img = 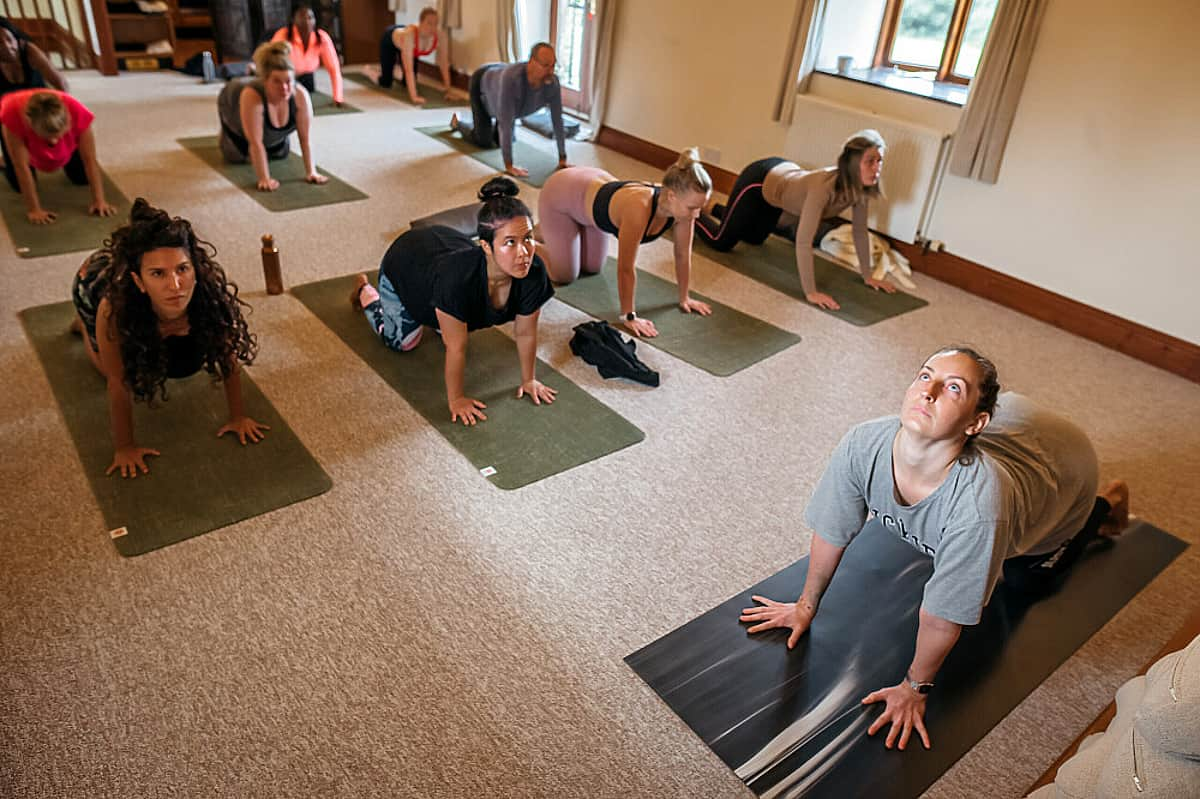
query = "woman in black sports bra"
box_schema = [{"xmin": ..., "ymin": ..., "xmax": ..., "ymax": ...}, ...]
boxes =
[
  {"xmin": 71, "ymin": 200, "xmax": 266, "ymax": 478},
  {"xmin": 537, "ymin": 148, "xmax": 714, "ymax": 338}
]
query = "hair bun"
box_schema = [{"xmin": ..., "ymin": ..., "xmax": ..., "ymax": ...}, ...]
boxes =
[
  {"xmin": 676, "ymin": 147, "xmax": 701, "ymax": 168},
  {"xmin": 478, "ymin": 176, "xmax": 519, "ymax": 202},
  {"xmin": 129, "ymin": 197, "xmax": 169, "ymax": 226}
]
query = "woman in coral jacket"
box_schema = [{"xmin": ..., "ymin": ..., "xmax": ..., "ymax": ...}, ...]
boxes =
[{"xmin": 270, "ymin": 1, "xmax": 343, "ymax": 107}]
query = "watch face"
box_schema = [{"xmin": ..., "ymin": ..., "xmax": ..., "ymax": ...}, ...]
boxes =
[{"xmin": 918, "ymin": 683, "xmax": 932, "ymax": 694}]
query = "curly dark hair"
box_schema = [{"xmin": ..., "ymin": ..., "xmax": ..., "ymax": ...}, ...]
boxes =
[{"xmin": 102, "ymin": 198, "xmax": 257, "ymax": 405}]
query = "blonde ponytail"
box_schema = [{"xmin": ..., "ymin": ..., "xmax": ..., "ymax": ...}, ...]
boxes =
[{"xmin": 662, "ymin": 147, "xmax": 712, "ymax": 196}]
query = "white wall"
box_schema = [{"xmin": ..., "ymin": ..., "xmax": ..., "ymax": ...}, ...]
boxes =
[
  {"xmin": 928, "ymin": 0, "xmax": 1200, "ymax": 343},
  {"xmin": 597, "ymin": 0, "xmax": 1200, "ymax": 344}
]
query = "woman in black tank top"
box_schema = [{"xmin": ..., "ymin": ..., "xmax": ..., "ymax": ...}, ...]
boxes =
[
  {"xmin": 536, "ymin": 148, "xmax": 716, "ymax": 338},
  {"xmin": 71, "ymin": 199, "xmax": 266, "ymax": 479},
  {"xmin": 0, "ymin": 20, "xmax": 67, "ymax": 97},
  {"xmin": 219, "ymin": 40, "xmax": 327, "ymax": 193}
]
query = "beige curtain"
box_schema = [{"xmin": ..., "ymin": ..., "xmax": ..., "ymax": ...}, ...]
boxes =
[
  {"xmin": 579, "ymin": 0, "xmax": 619, "ymax": 140},
  {"xmin": 496, "ymin": 0, "xmax": 522, "ymax": 62},
  {"xmin": 773, "ymin": 0, "xmax": 828, "ymax": 123},
  {"xmin": 948, "ymin": 0, "xmax": 1047, "ymax": 183}
]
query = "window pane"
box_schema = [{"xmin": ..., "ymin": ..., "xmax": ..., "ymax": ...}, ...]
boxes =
[
  {"xmin": 890, "ymin": 0, "xmax": 956, "ymax": 69},
  {"xmin": 556, "ymin": 0, "xmax": 589, "ymax": 91},
  {"xmin": 953, "ymin": 0, "xmax": 998, "ymax": 78}
]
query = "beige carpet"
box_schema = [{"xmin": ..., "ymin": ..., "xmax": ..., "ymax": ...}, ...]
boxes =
[{"xmin": 1, "ymin": 69, "xmax": 1198, "ymax": 799}]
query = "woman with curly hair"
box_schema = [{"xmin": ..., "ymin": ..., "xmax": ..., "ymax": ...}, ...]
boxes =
[{"xmin": 71, "ymin": 198, "xmax": 267, "ymax": 477}]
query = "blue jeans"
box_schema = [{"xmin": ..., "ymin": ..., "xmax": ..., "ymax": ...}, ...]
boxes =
[{"xmin": 362, "ymin": 272, "xmax": 423, "ymax": 352}]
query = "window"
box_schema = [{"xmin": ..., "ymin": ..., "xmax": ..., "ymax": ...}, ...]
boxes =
[
  {"xmin": 876, "ymin": 0, "xmax": 998, "ymax": 84},
  {"xmin": 815, "ymin": 0, "xmax": 998, "ymax": 104}
]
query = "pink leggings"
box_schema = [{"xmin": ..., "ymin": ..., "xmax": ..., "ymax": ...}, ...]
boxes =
[{"xmin": 537, "ymin": 166, "xmax": 613, "ymax": 283}]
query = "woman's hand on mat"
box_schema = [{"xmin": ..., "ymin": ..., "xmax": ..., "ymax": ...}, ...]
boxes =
[
  {"xmin": 678, "ymin": 297, "xmax": 712, "ymax": 316},
  {"xmin": 89, "ymin": 200, "xmax": 118, "ymax": 218},
  {"xmin": 862, "ymin": 683, "xmax": 931, "ymax": 751},
  {"xmin": 864, "ymin": 276, "xmax": 897, "ymax": 294},
  {"xmin": 517, "ymin": 379, "xmax": 557, "ymax": 406},
  {"xmin": 409, "ymin": 93, "xmax": 427, "ymax": 106},
  {"xmin": 27, "ymin": 208, "xmax": 57, "ymax": 225},
  {"xmin": 621, "ymin": 316, "xmax": 659, "ymax": 338},
  {"xmin": 217, "ymin": 416, "xmax": 271, "ymax": 445},
  {"xmin": 257, "ymin": 177, "xmax": 281, "ymax": 192},
  {"xmin": 805, "ymin": 291, "xmax": 841, "ymax": 311},
  {"xmin": 106, "ymin": 446, "xmax": 161, "ymax": 478},
  {"xmin": 505, "ymin": 165, "xmax": 530, "ymax": 178},
  {"xmin": 449, "ymin": 396, "xmax": 488, "ymax": 426},
  {"xmin": 739, "ymin": 594, "xmax": 816, "ymax": 649},
  {"xmin": 306, "ymin": 172, "xmax": 329, "ymax": 186}
]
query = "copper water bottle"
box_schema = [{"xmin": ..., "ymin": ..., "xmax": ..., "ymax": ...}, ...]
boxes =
[{"xmin": 261, "ymin": 234, "xmax": 284, "ymax": 295}]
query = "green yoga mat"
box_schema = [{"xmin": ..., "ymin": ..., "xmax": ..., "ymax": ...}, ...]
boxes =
[
  {"xmin": 292, "ymin": 274, "xmax": 644, "ymax": 489},
  {"xmin": 310, "ymin": 90, "xmax": 361, "ymax": 116},
  {"xmin": 19, "ymin": 301, "xmax": 333, "ymax": 557},
  {"xmin": 692, "ymin": 234, "xmax": 929, "ymax": 326},
  {"xmin": 345, "ymin": 72, "xmax": 465, "ymax": 109},
  {"xmin": 553, "ymin": 259, "xmax": 801, "ymax": 377},
  {"xmin": 178, "ymin": 136, "xmax": 367, "ymax": 212},
  {"xmin": 416, "ymin": 125, "xmax": 559, "ymax": 188},
  {"xmin": 0, "ymin": 170, "xmax": 129, "ymax": 259}
]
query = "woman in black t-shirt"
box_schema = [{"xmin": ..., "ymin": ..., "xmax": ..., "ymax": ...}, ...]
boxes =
[{"xmin": 352, "ymin": 177, "xmax": 557, "ymax": 426}]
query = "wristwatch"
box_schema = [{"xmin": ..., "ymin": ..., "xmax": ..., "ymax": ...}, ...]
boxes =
[
  {"xmin": 906, "ymin": 670, "xmax": 934, "ymax": 695},
  {"xmin": 622, "ymin": 311, "xmax": 637, "ymax": 322}
]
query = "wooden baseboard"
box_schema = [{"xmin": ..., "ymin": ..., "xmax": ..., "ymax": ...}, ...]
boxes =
[
  {"xmin": 594, "ymin": 123, "xmax": 1200, "ymax": 385},
  {"xmin": 888, "ymin": 240, "xmax": 1200, "ymax": 383},
  {"xmin": 595, "ymin": 126, "xmax": 739, "ymax": 195}
]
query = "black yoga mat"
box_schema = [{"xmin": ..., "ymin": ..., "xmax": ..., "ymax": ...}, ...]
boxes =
[
  {"xmin": 20, "ymin": 301, "xmax": 333, "ymax": 557},
  {"xmin": 292, "ymin": 274, "xmax": 645, "ymax": 489},
  {"xmin": 690, "ymin": 233, "xmax": 928, "ymax": 327},
  {"xmin": 553, "ymin": 258, "xmax": 801, "ymax": 377},
  {"xmin": 626, "ymin": 518, "xmax": 1187, "ymax": 798},
  {"xmin": 520, "ymin": 108, "xmax": 580, "ymax": 139}
]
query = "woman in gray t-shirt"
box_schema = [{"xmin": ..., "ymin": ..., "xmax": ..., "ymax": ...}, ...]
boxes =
[{"xmin": 739, "ymin": 346, "xmax": 1129, "ymax": 752}]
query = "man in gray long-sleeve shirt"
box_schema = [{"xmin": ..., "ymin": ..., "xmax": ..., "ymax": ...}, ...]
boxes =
[{"xmin": 451, "ymin": 43, "xmax": 570, "ymax": 178}]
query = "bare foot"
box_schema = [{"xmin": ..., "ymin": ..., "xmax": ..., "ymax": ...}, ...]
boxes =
[
  {"xmin": 350, "ymin": 273, "xmax": 369, "ymax": 311},
  {"xmin": 1098, "ymin": 479, "xmax": 1130, "ymax": 537},
  {"xmin": 449, "ymin": 112, "xmax": 459, "ymax": 132}
]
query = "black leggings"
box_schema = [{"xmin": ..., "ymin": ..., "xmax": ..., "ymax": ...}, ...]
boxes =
[
  {"xmin": 1002, "ymin": 496, "xmax": 1112, "ymax": 596},
  {"xmin": 2, "ymin": 136, "xmax": 87, "ymax": 193},
  {"xmin": 296, "ymin": 72, "xmax": 316, "ymax": 94},
  {"xmin": 377, "ymin": 25, "xmax": 415, "ymax": 90},
  {"xmin": 693, "ymin": 156, "xmax": 786, "ymax": 251},
  {"xmin": 456, "ymin": 65, "xmax": 499, "ymax": 149}
]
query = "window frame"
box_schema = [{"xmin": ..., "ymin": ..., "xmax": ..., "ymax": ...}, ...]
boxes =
[{"xmin": 873, "ymin": 0, "xmax": 982, "ymax": 86}]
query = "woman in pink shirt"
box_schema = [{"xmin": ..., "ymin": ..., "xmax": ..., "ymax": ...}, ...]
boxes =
[
  {"xmin": 0, "ymin": 88, "xmax": 115, "ymax": 224},
  {"xmin": 270, "ymin": 2, "xmax": 343, "ymax": 106}
]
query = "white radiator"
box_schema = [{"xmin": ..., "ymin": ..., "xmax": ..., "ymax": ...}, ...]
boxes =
[{"xmin": 782, "ymin": 95, "xmax": 951, "ymax": 243}]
